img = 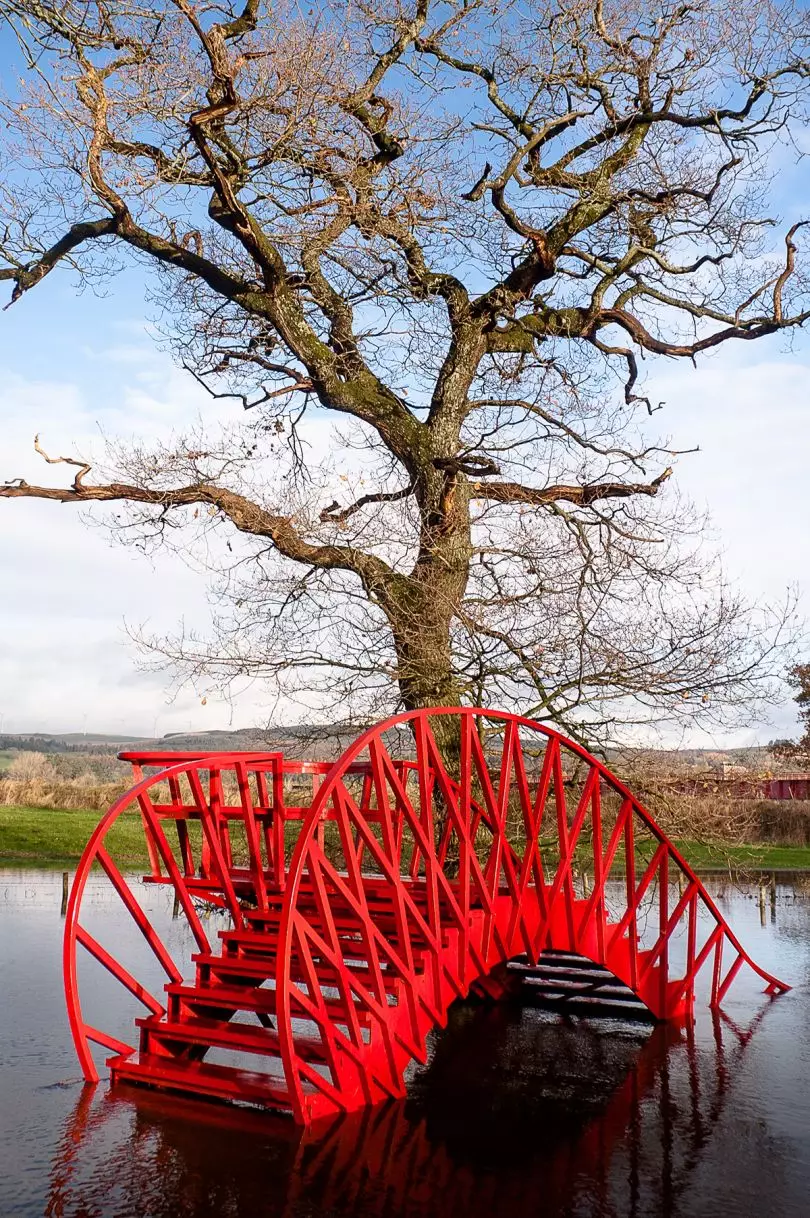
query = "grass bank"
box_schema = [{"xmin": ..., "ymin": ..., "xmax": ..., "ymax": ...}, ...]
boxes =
[
  {"xmin": 2, "ymin": 804, "xmax": 810, "ymax": 873},
  {"xmin": 0, "ymin": 806, "xmax": 151, "ymax": 865},
  {"xmin": 671, "ymin": 839, "xmax": 810, "ymax": 871}
]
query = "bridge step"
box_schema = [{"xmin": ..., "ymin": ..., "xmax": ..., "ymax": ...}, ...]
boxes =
[
  {"xmin": 508, "ymin": 952, "xmax": 655, "ymax": 1021},
  {"xmin": 219, "ymin": 927, "xmax": 431, "ymax": 958},
  {"xmin": 526, "ymin": 967, "xmax": 622, "ymax": 985},
  {"xmin": 166, "ymin": 981, "xmax": 374, "ymax": 1027},
  {"xmin": 136, "ymin": 1014, "xmax": 329, "ymax": 1063},
  {"xmin": 521, "ymin": 991, "xmax": 657, "ymax": 1021},
  {"xmin": 241, "ymin": 882, "xmax": 451, "ymax": 919},
  {"xmin": 510, "ymin": 960, "xmax": 616, "ymax": 981},
  {"xmin": 532, "ymin": 951, "xmax": 616, "ymax": 972},
  {"xmin": 193, "ymin": 951, "xmax": 405, "ymax": 992},
  {"xmin": 522, "ymin": 976, "xmax": 640, "ymax": 997},
  {"xmin": 167, "ymin": 980, "xmax": 278, "ymax": 1017},
  {"xmin": 109, "ymin": 1051, "xmax": 298, "ymax": 1113}
]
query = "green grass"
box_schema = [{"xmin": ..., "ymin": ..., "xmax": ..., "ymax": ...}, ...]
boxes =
[
  {"xmin": 3, "ymin": 804, "xmax": 810, "ymax": 873},
  {"xmin": 672, "ymin": 839, "xmax": 810, "ymax": 871},
  {"xmin": 0, "ymin": 751, "xmax": 16, "ymax": 773},
  {"xmin": 547, "ymin": 838, "xmax": 810, "ymax": 873},
  {"xmin": 0, "ymin": 805, "xmax": 152, "ymax": 865}
]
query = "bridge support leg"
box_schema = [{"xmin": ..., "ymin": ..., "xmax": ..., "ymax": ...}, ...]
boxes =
[{"xmin": 470, "ymin": 963, "xmax": 521, "ymax": 1002}]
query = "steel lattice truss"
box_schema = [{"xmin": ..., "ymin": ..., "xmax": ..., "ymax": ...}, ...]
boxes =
[{"xmin": 63, "ymin": 708, "xmax": 789, "ymax": 1124}]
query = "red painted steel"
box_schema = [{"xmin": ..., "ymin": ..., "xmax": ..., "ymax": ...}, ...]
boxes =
[{"xmin": 63, "ymin": 707, "xmax": 789, "ymax": 1124}]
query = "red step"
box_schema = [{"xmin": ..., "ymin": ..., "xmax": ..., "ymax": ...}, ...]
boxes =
[
  {"xmin": 109, "ymin": 1051, "xmax": 298, "ymax": 1113},
  {"xmin": 193, "ymin": 951, "xmax": 405, "ymax": 992},
  {"xmin": 167, "ymin": 980, "xmax": 279, "ymax": 1017},
  {"xmin": 137, "ymin": 1014, "xmax": 329, "ymax": 1063},
  {"xmin": 219, "ymin": 927, "xmax": 430, "ymax": 960},
  {"xmin": 166, "ymin": 981, "xmax": 373, "ymax": 1026},
  {"xmin": 242, "ymin": 881, "xmax": 438, "ymax": 925},
  {"xmin": 242, "ymin": 907, "xmax": 429, "ymax": 936}
]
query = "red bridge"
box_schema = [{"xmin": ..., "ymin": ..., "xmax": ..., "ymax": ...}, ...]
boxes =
[{"xmin": 63, "ymin": 707, "xmax": 789, "ymax": 1125}]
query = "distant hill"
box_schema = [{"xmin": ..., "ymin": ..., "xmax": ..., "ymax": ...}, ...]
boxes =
[
  {"xmin": 0, "ymin": 723, "xmax": 387, "ymax": 762},
  {"xmin": 53, "ymin": 732, "xmax": 142, "ymax": 743},
  {"xmin": 118, "ymin": 723, "xmax": 416, "ymax": 762},
  {"xmin": 0, "ymin": 731, "xmax": 144, "ymax": 754},
  {"xmin": 0, "ymin": 727, "xmax": 794, "ymax": 774},
  {"xmin": 617, "ymin": 744, "xmax": 774, "ymax": 767}
]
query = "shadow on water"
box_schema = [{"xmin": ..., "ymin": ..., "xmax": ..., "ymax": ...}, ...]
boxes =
[{"xmin": 43, "ymin": 999, "xmax": 774, "ymax": 1218}]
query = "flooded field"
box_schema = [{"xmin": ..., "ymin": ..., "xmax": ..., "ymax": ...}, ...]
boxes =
[{"xmin": 1, "ymin": 866, "xmax": 809, "ymax": 1217}]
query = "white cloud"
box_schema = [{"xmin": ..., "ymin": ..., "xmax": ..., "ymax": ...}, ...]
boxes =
[
  {"xmin": 649, "ymin": 354, "xmax": 809, "ymax": 601},
  {"xmin": 640, "ymin": 350, "xmax": 809, "ymax": 747},
  {"xmin": 0, "ymin": 354, "xmax": 291, "ymax": 735}
]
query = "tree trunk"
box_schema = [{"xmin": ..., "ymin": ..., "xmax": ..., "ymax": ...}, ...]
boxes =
[
  {"xmin": 386, "ymin": 592, "xmax": 463, "ymax": 862},
  {"xmin": 376, "ymin": 472, "xmax": 473, "ymax": 862},
  {"xmin": 381, "ymin": 467, "xmax": 472, "ymax": 752}
]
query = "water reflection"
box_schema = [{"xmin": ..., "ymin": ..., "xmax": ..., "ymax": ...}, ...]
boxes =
[
  {"xmin": 2, "ymin": 867, "xmax": 809, "ymax": 1218},
  {"xmin": 43, "ymin": 1001, "xmax": 777, "ymax": 1218}
]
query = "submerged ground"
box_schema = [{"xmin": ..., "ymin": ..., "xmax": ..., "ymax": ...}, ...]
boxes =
[{"xmin": 1, "ymin": 866, "xmax": 809, "ymax": 1218}]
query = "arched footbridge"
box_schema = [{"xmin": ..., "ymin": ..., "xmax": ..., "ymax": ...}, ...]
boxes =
[{"xmin": 63, "ymin": 708, "xmax": 789, "ymax": 1124}]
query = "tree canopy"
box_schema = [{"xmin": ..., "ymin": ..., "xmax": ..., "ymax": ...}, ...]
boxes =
[{"xmin": 1, "ymin": 0, "xmax": 808, "ymax": 741}]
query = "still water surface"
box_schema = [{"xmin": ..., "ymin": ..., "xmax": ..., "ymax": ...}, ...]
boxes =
[{"xmin": 1, "ymin": 866, "xmax": 809, "ymax": 1218}]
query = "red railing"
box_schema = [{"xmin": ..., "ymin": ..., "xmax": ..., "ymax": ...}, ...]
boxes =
[{"xmin": 274, "ymin": 708, "xmax": 789, "ymax": 1122}]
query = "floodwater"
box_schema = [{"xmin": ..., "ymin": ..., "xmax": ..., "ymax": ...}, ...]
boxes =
[{"xmin": 1, "ymin": 867, "xmax": 809, "ymax": 1218}]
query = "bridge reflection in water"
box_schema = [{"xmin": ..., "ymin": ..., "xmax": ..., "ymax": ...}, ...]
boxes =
[{"xmin": 44, "ymin": 999, "xmax": 772, "ymax": 1218}]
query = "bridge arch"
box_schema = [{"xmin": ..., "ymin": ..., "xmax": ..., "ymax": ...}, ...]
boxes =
[{"xmin": 275, "ymin": 707, "xmax": 788, "ymax": 1123}]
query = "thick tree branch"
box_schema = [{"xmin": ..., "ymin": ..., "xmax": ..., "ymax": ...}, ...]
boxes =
[
  {"xmin": 0, "ymin": 456, "xmax": 393, "ymax": 587},
  {"xmin": 471, "ymin": 468, "xmax": 673, "ymax": 508},
  {"xmin": 589, "ymin": 303, "xmax": 810, "ymax": 358},
  {"xmin": 320, "ymin": 480, "xmax": 416, "ymax": 524},
  {"xmin": 0, "ymin": 217, "xmax": 115, "ymax": 305}
]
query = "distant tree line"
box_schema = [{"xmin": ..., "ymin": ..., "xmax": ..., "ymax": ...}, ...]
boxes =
[
  {"xmin": 0, "ymin": 735, "xmax": 125, "ymax": 755},
  {"xmin": 0, "ymin": 734, "xmax": 69, "ymax": 754}
]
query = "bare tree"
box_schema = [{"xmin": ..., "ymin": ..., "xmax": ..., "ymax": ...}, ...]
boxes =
[
  {"xmin": 0, "ymin": 0, "xmax": 807, "ymax": 746},
  {"xmin": 771, "ymin": 662, "xmax": 810, "ymax": 761}
]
